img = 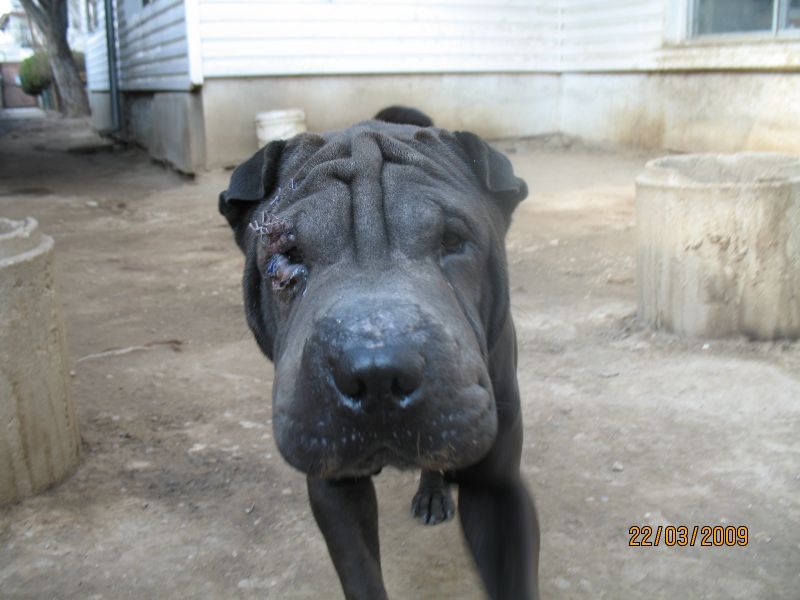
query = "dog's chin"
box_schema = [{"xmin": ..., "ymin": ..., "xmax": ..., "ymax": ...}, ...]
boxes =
[
  {"xmin": 272, "ymin": 386, "xmax": 498, "ymax": 479},
  {"xmin": 317, "ymin": 448, "xmax": 416, "ymax": 480},
  {"xmin": 278, "ymin": 443, "xmax": 474, "ymax": 480}
]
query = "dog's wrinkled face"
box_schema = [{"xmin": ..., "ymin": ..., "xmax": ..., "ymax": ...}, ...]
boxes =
[{"xmin": 220, "ymin": 122, "xmax": 526, "ymax": 479}]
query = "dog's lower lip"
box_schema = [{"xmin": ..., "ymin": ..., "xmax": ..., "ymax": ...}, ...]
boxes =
[{"xmin": 349, "ymin": 446, "xmax": 415, "ymax": 473}]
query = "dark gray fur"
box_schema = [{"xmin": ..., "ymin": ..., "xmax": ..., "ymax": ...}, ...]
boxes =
[{"xmin": 219, "ymin": 108, "xmax": 539, "ymax": 599}]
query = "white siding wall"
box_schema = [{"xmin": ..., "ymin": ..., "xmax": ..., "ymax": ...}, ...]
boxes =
[
  {"xmin": 85, "ymin": 0, "xmax": 798, "ymax": 92},
  {"xmin": 191, "ymin": 0, "xmax": 798, "ymax": 78},
  {"xmin": 195, "ymin": 0, "xmax": 561, "ymax": 77},
  {"xmin": 192, "ymin": 0, "xmax": 670, "ymax": 78},
  {"xmin": 560, "ymin": 0, "xmax": 666, "ymax": 71},
  {"xmin": 117, "ymin": 0, "xmax": 191, "ymax": 91},
  {"xmin": 86, "ymin": 2, "xmax": 109, "ymax": 91}
]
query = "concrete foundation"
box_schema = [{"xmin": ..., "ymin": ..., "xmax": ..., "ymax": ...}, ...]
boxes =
[
  {"xmin": 200, "ymin": 71, "xmax": 800, "ymax": 170},
  {"xmin": 636, "ymin": 154, "xmax": 800, "ymax": 339},
  {"xmin": 560, "ymin": 72, "xmax": 800, "ymax": 154},
  {"xmin": 122, "ymin": 91, "xmax": 206, "ymax": 174},
  {"xmin": 0, "ymin": 218, "xmax": 80, "ymax": 505},
  {"xmin": 88, "ymin": 91, "xmax": 112, "ymax": 133},
  {"xmin": 200, "ymin": 73, "xmax": 561, "ymax": 168},
  {"xmin": 95, "ymin": 71, "xmax": 800, "ymax": 174}
]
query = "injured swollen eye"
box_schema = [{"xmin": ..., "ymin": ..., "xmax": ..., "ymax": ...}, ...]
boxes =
[
  {"xmin": 440, "ymin": 231, "xmax": 466, "ymax": 257},
  {"xmin": 266, "ymin": 252, "xmax": 307, "ymax": 294}
]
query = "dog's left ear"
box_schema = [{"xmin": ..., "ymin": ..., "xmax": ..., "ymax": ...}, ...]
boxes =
[
  {"xmin": 455, "ymin": 131, "xmax": 528, "ymax": 220},
  {"xmin": 219, "ymin": 140, "xmax": 286, "ymax": 251}
]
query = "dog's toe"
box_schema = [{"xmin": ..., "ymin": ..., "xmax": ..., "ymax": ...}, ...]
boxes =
[{"xmin": 411, "ymin": 485, "xmax": 455, "ymax": 525}]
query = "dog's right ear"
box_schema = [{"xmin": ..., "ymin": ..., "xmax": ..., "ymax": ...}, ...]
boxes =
[{"xmin": 219, "ymin": 140, "xmax": 286, "ymax": 251}]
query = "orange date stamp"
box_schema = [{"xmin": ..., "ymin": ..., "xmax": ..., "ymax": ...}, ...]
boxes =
[{"xmin": 628, "ymin": 525, "xmax": 748, "ymax": 547}]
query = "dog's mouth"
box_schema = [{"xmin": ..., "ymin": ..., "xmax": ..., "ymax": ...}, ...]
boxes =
[
  {"xmin": 291, "ymin": 444, "xmax": 448, "ymax": 480},
  {"xmin": 323, "ymin": 447, "xmax": 414, "ymax": 480},
  {"xmin": 273, "ymin": 383, "xmax": 498, "ymax": 479}
]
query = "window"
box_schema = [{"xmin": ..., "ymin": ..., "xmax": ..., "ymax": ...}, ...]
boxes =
[
  {"xmin": 692, "ymin": 0, "xmax": 800, "ymax": 36},
  {"xmin": 782, "ymin": 0, "xmax": 800, "ymax": 29}
]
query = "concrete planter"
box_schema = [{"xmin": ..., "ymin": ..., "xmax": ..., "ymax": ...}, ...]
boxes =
[
  {"xmin": 0, "ymin": 218, "xmax": 79, "ymax": 505},
  {"xmin": 636, "ymin": 153, "xmax": 800, "ymax": 340}
]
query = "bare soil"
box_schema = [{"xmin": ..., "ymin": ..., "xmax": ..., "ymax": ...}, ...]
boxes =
[{"xmin": 1, "ymin": 117, "xmax": 798, "ymax": 599}]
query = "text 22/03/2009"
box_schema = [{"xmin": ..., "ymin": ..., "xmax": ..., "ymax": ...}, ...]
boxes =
[{"xmin": 629, "ymin": 525, "xmax": 748, "ymax": 547}]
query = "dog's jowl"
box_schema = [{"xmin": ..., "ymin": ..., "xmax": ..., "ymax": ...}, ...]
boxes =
[{"xmin": 219, "ymin": 108, "xmax": 540, "ymax": 600}]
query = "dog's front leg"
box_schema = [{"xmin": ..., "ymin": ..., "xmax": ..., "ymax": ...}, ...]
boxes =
[
  {"xmin": 459, "ymin": 478, "xmax": 540, "ymax": 600},
  {"xmin": 307, "ymin": 476, "xmax": 387, "ymax": 600},
  {"xmin": 456, "ymin": 317, "xmax": 540, "ymax": 600}
]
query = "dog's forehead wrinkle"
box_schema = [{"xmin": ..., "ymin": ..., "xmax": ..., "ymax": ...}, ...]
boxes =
[
  {"xmin": 345, "ymin": 131, "xmax": 391, "ymax": 263},
  {"xmin": 271, "ymin": 125, "xmax": 491, "ymax": 263}
]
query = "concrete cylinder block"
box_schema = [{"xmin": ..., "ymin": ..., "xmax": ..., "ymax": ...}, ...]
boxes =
[
  {"xmin": 636, "ymin": 153, "xmax": 800, "ymax": 340},
  {"xmin": 1, "ymin": 217, "xmax": 79, "ymax": 505}
]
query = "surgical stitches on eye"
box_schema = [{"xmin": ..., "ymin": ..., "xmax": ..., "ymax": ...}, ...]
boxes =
[
  {"xmin": 250, "ymin": 211, "xmax": 307, "ymax": 292},
  {"xmin": 249, "ymin": 211, "xmax": 296, "ymax": 255}
]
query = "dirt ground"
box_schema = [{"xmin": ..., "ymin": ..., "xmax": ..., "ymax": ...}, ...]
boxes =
[{"xmin": 1, "ymin": 115, "xmax": 798, "ymax": 600}]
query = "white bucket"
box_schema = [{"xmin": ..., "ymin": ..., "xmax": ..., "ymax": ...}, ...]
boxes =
[{"xmin": 255, "ymin": 108, "xmax": 307, "ymax": 146}]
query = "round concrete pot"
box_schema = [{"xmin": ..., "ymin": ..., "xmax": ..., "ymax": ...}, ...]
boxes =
[
  {"xmin": 636, "ymin": 153, "xmax": 800, "ymax": 340},
  {"xmin": 0, "ymin": 217, "xmax": 79, "ymax": 505}
]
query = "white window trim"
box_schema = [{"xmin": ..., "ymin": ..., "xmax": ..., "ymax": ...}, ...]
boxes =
[
  {"xmin": 682, "ymin": 0, "xmax": 800, "ymax": 42},
  {"xmin": 658, "ymin": 0, "xmax": 800, "ymax": 70}
]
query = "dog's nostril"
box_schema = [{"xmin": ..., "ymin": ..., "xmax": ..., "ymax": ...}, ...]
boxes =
[
  {"xmin": 392, "ymin": 369, "xmax": 422, "ymax": 397},
  {"xmin": 332, "ymin": 346, "xmax": 424, "ymax": 408},
  {"xmin": 332, "ymin": 363, "xmax": 366, "ymax": 399}
]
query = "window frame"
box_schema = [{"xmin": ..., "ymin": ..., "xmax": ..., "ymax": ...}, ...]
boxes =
[{"xmin": 687, "ymin": 0, "xmax": 800, "ymax": 40}]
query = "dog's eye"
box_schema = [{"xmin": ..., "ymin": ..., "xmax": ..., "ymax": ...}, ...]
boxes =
[
  {"xmin": 440, "ymin": 232, "xmax": 466, "ymax": 257},
  {"xmin": 266, "ymin": 252, "xmax": 307, "ymax": 294},
  {"xmin": 284, "ymin": 246, "xmax": 303, "ymax": 265}
]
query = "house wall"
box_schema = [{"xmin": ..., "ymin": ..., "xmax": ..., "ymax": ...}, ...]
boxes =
[
  {"xmin": 83, "ymin": 0, "xmax": 800, "ymax": 171},
  {"xmin": 85, "ymin": 0, "xmax": 110, "ymax": 131},
  {"xmin": 554, "ymin": 0, "xmax": 800, "ymax": 152},
  {"xmin": 560, "ymin": 0, "xmax": 667, "ymax": 71},
  {"xmin": 202, "ymin": 73, "xmax": 561, "ymax": 169},
  {"xmin": 197, "ymin": 0, "xmax": 800, "ymax": 169},
  {"xmin": 116, "ymin": 0, "xmax": 206, "ymax": 171},
  {"xmin": 85, "ymin": 0, "xmax": 201, "ymax": 168},
  {"xmin": 85, "ymin": 13, "xmax": 109, "ymax": 93},
  {"xmin": 122, "ymin": 91, "xmax": 205, "ymax": 173},
  {"xmin": 85, "ymin": 0, "xmax": 196, "ymax": 94},
  {"xmin": 560, "ymin": 72, "xmax": 800, "ymax": 154},
  {"xmin": 116, "ymin": 0, "xmax": 191, "ymax": 91},
  {"xmin": 194, "ymin": 0, "xmax": 564, "ymax": 168},
  {"xmin": 194, "ymin": 1, "xmax": 560, "ymax": 76}
]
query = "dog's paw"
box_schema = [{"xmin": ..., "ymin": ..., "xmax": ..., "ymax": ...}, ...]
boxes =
[{"xmin": 411, "ymin": 479, "xmax": 455, "ymax": 525}]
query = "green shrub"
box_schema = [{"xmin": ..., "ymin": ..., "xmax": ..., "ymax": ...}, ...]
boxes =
[{"xmin": 19, "ymin": 52, "xmax": 52, "ymax": 97}]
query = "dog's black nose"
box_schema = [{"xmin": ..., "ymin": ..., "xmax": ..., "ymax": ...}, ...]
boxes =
[{"xmin": 332, "ymin": 345, "xmax": 424, "ymax": 410}]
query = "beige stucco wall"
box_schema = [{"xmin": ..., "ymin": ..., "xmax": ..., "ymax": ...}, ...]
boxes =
[
  {"xmin": 201, "ymin": 73, "xmax": 562, "ymax": 169},
  {"xmin": 89, "ymin": 91, "xmax": 112, "ymax": 132},
  {"xmin": 123, "ymin": 91, "xmax": 206, "ymax": 174},
  {"xmin": 201, "ymin": 70, "xmax": 799, "ymax": 171},
  {"xmin": 560, "ymin": 72, "xmax": 800, "ymax": 154}
]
